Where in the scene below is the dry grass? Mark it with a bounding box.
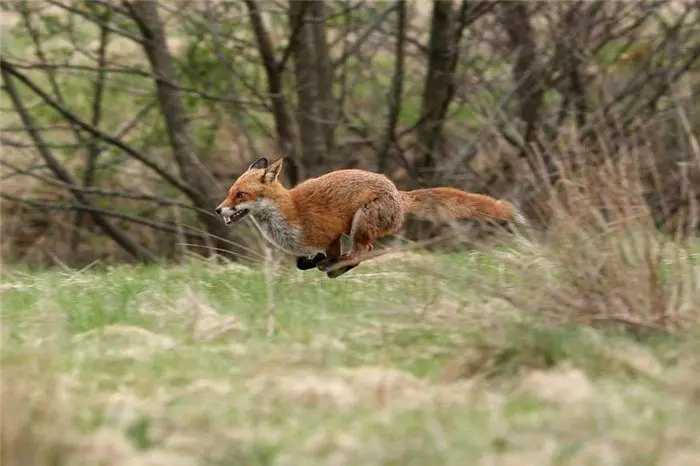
[1,371,73,466]
[422,127,700,337]
[2,245,700,465]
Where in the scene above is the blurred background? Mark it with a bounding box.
[2,0,698,268]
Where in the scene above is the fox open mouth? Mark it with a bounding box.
[223,209,249,226]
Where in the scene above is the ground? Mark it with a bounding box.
[2,250,700,466]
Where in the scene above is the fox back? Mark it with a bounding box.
[291,169,402,247]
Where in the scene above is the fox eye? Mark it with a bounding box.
[236,192,246,200]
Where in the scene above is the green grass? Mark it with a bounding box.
[2,251,700,465]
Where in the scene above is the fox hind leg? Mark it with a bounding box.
[326,263,358,279]
[347,195,403,256]
[322,195,403,279]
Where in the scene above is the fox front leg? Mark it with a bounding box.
[314,234,346,275]
[296,253,327,270]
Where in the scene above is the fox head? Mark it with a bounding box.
[215,157,285,226]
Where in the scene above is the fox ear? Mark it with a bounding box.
[263,157,283,182]
[248,157,268,171]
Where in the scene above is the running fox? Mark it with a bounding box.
[215,157,526,278]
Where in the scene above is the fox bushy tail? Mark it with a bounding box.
[400,187,528,225]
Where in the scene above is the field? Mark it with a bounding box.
[3,245,700,466]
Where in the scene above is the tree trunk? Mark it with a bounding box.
[310,0,336,153]
[417,0,456,180]
[244,0,301,186]
[501,2,544,145]
[71,13,111,254]
[289,0,329,178]
[125,1,236,258]
[478,2,547,202]
[378,0,406,173]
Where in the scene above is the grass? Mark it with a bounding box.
[2,249,700,466]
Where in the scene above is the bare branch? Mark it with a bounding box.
[1,64,156,262]
[0,160,206,213]
[0,57,197,199]
[45,0,144,43]
[1,193,210,240]
[332,1,401,69]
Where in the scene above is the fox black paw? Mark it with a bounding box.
[296,253,326,270]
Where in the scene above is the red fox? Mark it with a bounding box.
[216,157,526,278]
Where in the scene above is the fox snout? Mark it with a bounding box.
[215,199,251,226]
[214,199,233,216]
[214,205,234,216]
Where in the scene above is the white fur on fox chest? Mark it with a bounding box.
[248,199,314,255]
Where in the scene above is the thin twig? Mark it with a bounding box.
[1,193,210,240]
[0,58,198,200]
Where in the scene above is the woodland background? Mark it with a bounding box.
[2,0,699,267]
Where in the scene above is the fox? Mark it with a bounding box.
[215,157,527,278]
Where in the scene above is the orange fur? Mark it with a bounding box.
[401,187,522,224]
[216,157,526,277]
